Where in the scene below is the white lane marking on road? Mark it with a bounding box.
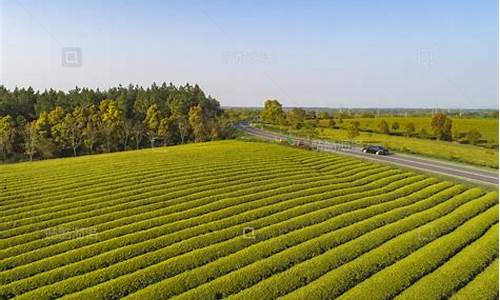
[372,154,498,180]
[335,151,498,185]
[340,145,498,180]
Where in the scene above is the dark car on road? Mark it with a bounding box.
[361,145,390,155]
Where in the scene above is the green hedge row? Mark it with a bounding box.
[1,165,385,260]
[2,156,359,225]
[2,163,325,245]
[0,152,282,210]
[1,157,301,225]
[1,159,272,218]
[43,175,427,300]
[2,142,493,300]
[449,258,499,300]
[392,224,498,299]
[124,180,458,300]
[0,152,352,219]
[2,174,408,292]
[4,174,423,298]
[1,147,330,212]
[281,195,498,299]
[0,142,311,202]
[144,183,469,299]
[0,148,352,211]
[1,162,311,240]
[229,190,495,300]
[0,151,183,202]
[1,167,322,248]
[1,169,331,260]
[0,171,397,270]
[0,156,173,206]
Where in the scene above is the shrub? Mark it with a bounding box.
[232,191,497,300]
[449,259,499,300]
[281,196,497,299]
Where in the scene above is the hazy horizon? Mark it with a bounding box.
[1,0,498,109]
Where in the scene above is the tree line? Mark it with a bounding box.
[0,83,234,162]
[259,99,483,143]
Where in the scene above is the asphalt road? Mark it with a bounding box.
[239,124,499,185]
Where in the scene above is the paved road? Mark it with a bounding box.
[239,124,499,185]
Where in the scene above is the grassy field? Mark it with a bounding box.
[0,140,498,299]
[264,124,499,169]
[334,117,499,146]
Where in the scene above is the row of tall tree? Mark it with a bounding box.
[260,99,464,142]
[261,100,339,130]
[369,113,456,141]
[0,83,234,162]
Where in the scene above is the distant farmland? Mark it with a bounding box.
[0,141,498,299]
[338,117,499,146]
[265,116,499,168]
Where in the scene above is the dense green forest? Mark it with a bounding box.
[0,83,234,162]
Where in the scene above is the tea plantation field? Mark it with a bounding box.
[0,140,498,299]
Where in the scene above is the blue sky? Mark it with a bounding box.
[0,0,498,108]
